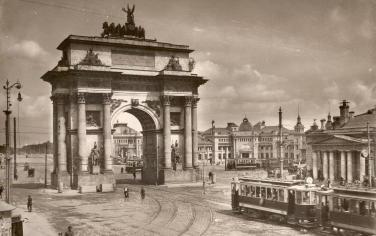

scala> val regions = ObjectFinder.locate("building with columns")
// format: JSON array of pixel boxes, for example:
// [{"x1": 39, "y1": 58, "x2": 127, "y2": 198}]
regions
[
  {"x1": 306, "y1": 100, "x2": 376, "y2": 184},
  {"x1": 112, "y1": 123, "x2": 142, "y2": 160},
  {"x1": 41, "y1": 8, "x2": 207, "y2": 190},
  {"x1": 200, "y1": 113, "x2": 306, "y2": 167}
]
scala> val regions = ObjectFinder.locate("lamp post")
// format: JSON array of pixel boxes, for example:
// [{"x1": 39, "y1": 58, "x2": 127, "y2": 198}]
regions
[
  {"x1": 3, "y1": 79, "x2": 22, "y2": 203},
  {"x1": 15, "y1": 92, "x2": 22, "y2": 180}
]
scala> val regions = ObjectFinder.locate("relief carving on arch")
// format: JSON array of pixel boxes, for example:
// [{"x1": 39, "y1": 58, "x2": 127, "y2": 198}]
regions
[
  {"x1": 143, "y1": 100, "x2": 161, "y2": 117},
  {"x1": 110, "y1": 99, "x2": 128, "y2": 113}
]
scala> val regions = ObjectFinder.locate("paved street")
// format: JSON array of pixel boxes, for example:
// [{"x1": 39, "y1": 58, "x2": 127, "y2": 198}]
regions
[{"x1": 10, "y1": 176, "x2": 327, "y2": 236}]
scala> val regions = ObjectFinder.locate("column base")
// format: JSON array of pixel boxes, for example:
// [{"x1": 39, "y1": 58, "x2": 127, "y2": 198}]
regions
[
  {"x1": 51, "y1": 171, "x2": 71, "y2": 190},
  {"x1": 76, "y1": 170, "x2": 115, "y2": 193}
]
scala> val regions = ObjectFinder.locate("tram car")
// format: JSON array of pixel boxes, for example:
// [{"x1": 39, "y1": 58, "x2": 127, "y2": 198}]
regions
[
  {"x1": 231, "y1": 177, "x2": 325, "y2": 228},
  {"x1": 317, "y1": 185, "x2": 376, "y2": 235}
]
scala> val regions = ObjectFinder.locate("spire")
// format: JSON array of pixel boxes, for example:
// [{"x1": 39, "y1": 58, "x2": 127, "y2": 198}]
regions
[{"x1": 297, "y1": 104, "x2": 301, "y2": 123}]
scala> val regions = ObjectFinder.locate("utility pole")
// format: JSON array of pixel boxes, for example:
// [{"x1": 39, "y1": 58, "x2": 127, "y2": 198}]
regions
[
  {"x1": 367, "y1": 123, "x2": 373, "y2": 188},
  {"x1": 13, "y1": 117, "x2": 17, "y2": 181},
  {"x1": 279, "y1": 107, "x2": 284, "y2": 179},
  {"x1": 45, "y1": 143, "x2": 48, "y2": 188},
  {"x1": 156, "y1": 144, "x2": 159, "y2": 186},
  {"x1": 2, "y1": 79, "x2": 22, "y2": 203}
]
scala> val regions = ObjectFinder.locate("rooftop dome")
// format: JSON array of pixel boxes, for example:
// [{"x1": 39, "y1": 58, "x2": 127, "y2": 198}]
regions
[{"x1": 239, "y1": 117, "x2": 252, "y2": 131}]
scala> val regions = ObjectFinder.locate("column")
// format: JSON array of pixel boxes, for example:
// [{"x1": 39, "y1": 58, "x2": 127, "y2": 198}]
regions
[
  {"x1": 322, "y1": 151, "x2": 328, "y2": 180},
  {"x1": 52, "y1": 97, "x2": 58, "y2": 173},
  {"x1": 329, "y1": 151, "x2": 335, "y2": 182},
  {"x1": 192, "y1": 97, "x2": 199, "y2": 168},
  {"x1": 225, "y1": 147, "x2": 228, "y2": 159},
  {"x1": 312, "y1": 151, "x2": 318, "y2": 180},
  {"x1": 103, "y1": 93, "x2": 112, "y2": 171},
  {"x1": 161, "y1": 95, "x2": 171, "y2": 169},
  {"x1": 56, "y1": 95, "x2": 67, "y2": 172},
  {"x1": 340, "y1": 151, "x2": 346, "y2": 180},
  {"x1": 359, "y1": 151, "x2": 366, "y2": 182},
  {"x1": 77, "y1": 93, "x2": 87, "y2": 172},
  {"x1": 184, "y1": 96, "x2": 193, "y2": 169},
  {"x1": 347, "y1": 151, "x2": 353, "y2": 183}
]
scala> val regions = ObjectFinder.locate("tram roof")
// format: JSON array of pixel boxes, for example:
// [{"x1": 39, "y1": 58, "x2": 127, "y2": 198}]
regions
[
  {"x1": 333, "y1": 186, "x2": 376, "y2": 198},
  {"x1": 238, "y1": 177, "x2": 305, "y2": 186}
]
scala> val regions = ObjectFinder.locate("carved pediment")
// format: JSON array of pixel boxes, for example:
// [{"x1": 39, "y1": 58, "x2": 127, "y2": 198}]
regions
[{"x1": 315, "y1": 135, "x2": 367, "y2": 145}]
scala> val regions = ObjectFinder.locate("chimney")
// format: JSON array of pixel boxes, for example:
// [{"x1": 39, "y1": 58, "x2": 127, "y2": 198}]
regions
[
  {"x1": 339, "y1": 100, "x2": 350, "y2": 125},
  {"x1": 320, "y1": 119, "x2": 326, "y2": 130},
  {"x1": 349, "y1": 111, "x2": 354, "y2": 119}
]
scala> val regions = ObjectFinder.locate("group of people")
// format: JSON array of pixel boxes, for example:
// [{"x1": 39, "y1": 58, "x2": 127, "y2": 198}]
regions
[{"x1": 123, "y1": 186, "x2": 145, "y2": 201}]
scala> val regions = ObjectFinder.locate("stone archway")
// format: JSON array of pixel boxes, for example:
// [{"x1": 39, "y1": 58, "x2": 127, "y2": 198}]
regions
[
  {"x1": 42, "y1": 31, "x2": 207, "y2": 190},
  {"x1": 111, "y1": 103, "x2": 162, "y2": 184}
]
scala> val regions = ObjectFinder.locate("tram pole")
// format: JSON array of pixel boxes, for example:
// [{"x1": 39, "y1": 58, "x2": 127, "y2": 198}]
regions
[
  {"x1": 367, "y1": 123, "x2": 372, "y2": 187},
  {"x1": 279, "y1": 107, "x2": 284, "y2": 179}
]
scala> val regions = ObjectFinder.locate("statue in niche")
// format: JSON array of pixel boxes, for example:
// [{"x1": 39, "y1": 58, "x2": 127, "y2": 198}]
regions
[
  {"x1": 89, "y1": 142, "x2": 103, "y2": 174},
  {"x1": 171, "y1": 140, "x2": 182, "y2": 170}
]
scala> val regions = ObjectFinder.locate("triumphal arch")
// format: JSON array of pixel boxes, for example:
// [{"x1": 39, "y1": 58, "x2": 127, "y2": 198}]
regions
[{"x1": 41, "y1": 5, "x2": 207, "y2": 191}]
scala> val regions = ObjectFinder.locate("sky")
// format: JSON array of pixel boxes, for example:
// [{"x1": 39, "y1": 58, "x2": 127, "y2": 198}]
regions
[{"x1": 0, "y1": 0, "x2": 376, "y2": 146}]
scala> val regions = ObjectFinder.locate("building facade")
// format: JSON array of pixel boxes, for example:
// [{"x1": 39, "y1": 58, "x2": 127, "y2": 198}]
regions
[
  {"x1": 306, "y1": 100, "x2": 376, "y2": 183},
  {"x1": 199, "y1": 113, "x2": 307, "y2": 167},
  {"x1": 112, "y1": 123, "x2": 143, "y2": 160}
]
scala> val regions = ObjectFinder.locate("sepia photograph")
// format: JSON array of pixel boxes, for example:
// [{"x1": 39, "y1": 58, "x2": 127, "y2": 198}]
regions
[{"x1": 0, "y1": 0, "x2": 375, "y2": 235}]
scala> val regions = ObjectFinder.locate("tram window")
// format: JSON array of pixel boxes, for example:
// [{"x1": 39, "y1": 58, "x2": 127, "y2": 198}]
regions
[
  {"x1": 240, "y1": 185, "x2": 246, "y2": 196},
  {"x1": 251, "y1": 186, "x2": 255, "y2": 197},
  {"x1": 310, "y1": 191, "x2": 316, "y2": 205},
  {"x1": 350, "y1": 199, "x2": 359, "y2": 214},
  {"x1": 359, "y1": 201, "x2": 368, "y2": 216},
  {"x1": 267, "y1": 188, "x2": 272, "y2": 200},
  {"x1": 261, "y1": 187, "x2": 266, "y2": 198},
  {"x1": 302, "y1": 191, "x2": 310, "y2": 204},
  {"x1": 245, "y1": 185, "x2": 250, "y2": 196},
  {"x1": 342, "y1": 198, "x2": 349, "y2": 212},
  {"x1": 256, "y1": 186, "x2": 260, "y2": 198},
  {"x1": 296, "y1": 191, "x2": 302, "y2": 204},
  {"x1": 272, "y1": 189, "x2": 278, "y2": 201},
  {"x1": 370, "y1": 202, "x2": 376, "y2": 217},
  {"x1": 279, "y1": 189, "x2": 285, "y2": 202},
  {"x1": 333, "y1": 197, "x2": 340, "y2": 212}
]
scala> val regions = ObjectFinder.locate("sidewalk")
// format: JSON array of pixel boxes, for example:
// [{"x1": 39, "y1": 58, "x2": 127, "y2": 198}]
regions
[{"x1": 13, "y1": 207, "x2": 58, "y2": 236}]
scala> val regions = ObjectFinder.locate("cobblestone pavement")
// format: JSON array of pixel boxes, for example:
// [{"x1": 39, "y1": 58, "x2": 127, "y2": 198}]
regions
[{"x1": 10, "y1": 181, "x2": 329, "y2": 236}]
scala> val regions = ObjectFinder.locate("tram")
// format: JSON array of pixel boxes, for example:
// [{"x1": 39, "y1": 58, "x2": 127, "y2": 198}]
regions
[
  {"x1": 231, "y1": 177, "x2": 323, "y2": 228},
  {"x1": 317, "y1": 185, "x2": 376, "y2": 235}
]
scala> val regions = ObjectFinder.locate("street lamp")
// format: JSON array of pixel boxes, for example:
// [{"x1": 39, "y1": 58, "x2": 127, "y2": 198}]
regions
[
  {"x1": 15, "y1": 92, "x2": 23, "y2": 180},
  {"x1": 3, "y1": 79, "x2": 22, "y2": 203}
]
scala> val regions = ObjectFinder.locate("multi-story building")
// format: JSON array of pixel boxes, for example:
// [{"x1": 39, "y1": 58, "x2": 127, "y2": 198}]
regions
[
  {"x1": 112, "y1": 123, "x2": 143, "y2": 160},
  {"x1": 199, "y1": 111, "x2": 306, "y2": 167},
  {"x1": 306, "y1": 100, "x2": 376, "y2": 183}
]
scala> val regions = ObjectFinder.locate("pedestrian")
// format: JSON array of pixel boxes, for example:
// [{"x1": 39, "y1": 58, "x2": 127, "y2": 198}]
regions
[
  {"x1": 124, "y1": 187, "x2": 129, "y2": 200},
  {"x1": 140, "y1": 186, "x2": 145, "y2": 200},
  {"x1": 0, "y1": 185, "x2": 3, "y2": 199},
  {"x1": 64, "y1": 225, "x2": 74, "y2": 236},
  {"x1": 27, "y1": 195, "x2": 32, "y2": 212},
  {"x1": 133, "y1": 171, "x2": 136, "y2": 181}
]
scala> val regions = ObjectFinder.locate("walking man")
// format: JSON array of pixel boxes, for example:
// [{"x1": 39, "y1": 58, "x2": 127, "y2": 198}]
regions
[
  {"x1": 133, "y1": 171, "x2": 136, "y2": 181},
  {"x1": 27, "y1": 195, "x2": 32, "y2": 212},
  {"x1": 0, "y1": 185, "x2": 3, "y2": 199},
  {"x1": 124, "y1": 187, "x2": 129, "y2": 201},
  {"x1": 64, "y1": 226, "x2": 74, "y2": 236},
  {"x1": 140, "y1": 186, "x2": 145, "y2": 200}
]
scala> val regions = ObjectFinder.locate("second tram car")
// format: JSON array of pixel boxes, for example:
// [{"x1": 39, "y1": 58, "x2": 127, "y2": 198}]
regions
[{"x1": 317, "y1": 186, "x2": 376, "y2": 235}]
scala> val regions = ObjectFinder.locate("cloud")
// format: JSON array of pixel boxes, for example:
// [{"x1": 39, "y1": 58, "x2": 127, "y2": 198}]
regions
[
  {"x1": 6, "y1": 40, "x2": 47, "y2": 58},
  {"x1": 21, "y1": 94, "x2": 52, "y2": 118},
  {"x1": 193, "y1": 27, "x2": 204, "y2": 32}
]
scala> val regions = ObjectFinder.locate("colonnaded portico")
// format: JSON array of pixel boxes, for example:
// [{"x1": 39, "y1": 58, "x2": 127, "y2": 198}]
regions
[{"x1": 41, "y1": 6, "x2": 207, "y2": 191}]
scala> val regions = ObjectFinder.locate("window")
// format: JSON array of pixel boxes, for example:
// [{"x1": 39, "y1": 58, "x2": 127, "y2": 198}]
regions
[
  {"x1": 256, "y1": 186, "x2": 260, "y2": 198},
  {"x1": 279, "y1": 189, "x2": 285, "y2": 202}
]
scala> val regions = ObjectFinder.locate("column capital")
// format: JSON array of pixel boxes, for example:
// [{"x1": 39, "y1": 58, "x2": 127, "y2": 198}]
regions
[
  {"x1": 102, "y1": 93, "x2": 112, "y2": 105},
  {"x1": 77, "y1": 92, "x2": 86, "y2": 104},
  {"x1": 160, "y1": 95, "x2": 171, "y2": 106},
  {"x1": 53, "y1": 94, "x2": 66, "y2": 105},
  {"x1": 184, "y1": 96, "x2": 193, "y2": 107},
  {"x1": 192, "y1": 97, "x2": 200, "y2": 108}
]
